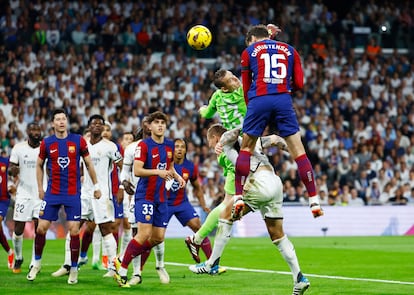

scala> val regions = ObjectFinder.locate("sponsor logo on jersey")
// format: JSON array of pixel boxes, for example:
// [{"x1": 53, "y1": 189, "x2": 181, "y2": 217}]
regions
[{"x1": 58, "y1": 157, "x2": 70, "y2": 169}]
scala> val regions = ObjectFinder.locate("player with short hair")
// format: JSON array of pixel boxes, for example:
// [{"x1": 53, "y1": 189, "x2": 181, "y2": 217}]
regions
[
  {"x1": 113, "y1": 111, "x2": 185, "y2": 287},
  {"x1": 235, "y1": 24, "x2": 323, "y2": 218},
  {"x1": 118, "y1": 118, "x2": 150, "y2": 285},
  {"x1": 8, "y1": 122, "x2": 42, "y2": 273},
  {"x1": 199, "y1": 69, "x2": 247, "y2": 130},
  {"x1": 111, "y1": 129, "x2": 134, "y2": 255},
  {"x1": 160, "y1": 138, "x2": 212, "y2": 267},
  {"x1": 190, "y1": 124, "x2": 310, "y2": 295},
  {"x1": 0, "y1": 155, "x2": 14, "y2": 270},
  {"x1": 185, "y1": 69, "x2": 247, "y2": 263},
  {"x1": 27, "y1": 109, "x2": 101, "y2": 284},
  {"x1": 53, "y1": 116, "x2": 124, "y2": 278}
]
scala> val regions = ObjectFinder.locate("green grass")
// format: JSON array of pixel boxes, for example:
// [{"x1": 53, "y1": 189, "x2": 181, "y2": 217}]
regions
[{"x1": 1, "y1": 236, "x2": 413, "y2": 294}]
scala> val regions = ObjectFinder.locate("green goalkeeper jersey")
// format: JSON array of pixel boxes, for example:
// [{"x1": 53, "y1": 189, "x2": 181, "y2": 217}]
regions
[
  {"x1": 200, "y1": 86, "x2": 246, "y2": 130},
  {"x1": 217, "y1": 153, "x2": 236, "y2": 195}
]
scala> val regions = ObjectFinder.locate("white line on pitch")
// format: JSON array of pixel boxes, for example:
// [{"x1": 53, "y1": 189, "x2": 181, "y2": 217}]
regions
[{"x1": 166, "y1": 262, "x2": 414, "y2": 286}]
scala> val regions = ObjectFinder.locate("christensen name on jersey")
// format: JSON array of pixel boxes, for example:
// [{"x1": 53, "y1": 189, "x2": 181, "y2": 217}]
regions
[{"x1": 251, "y1": 44, "x2": 292, "y2": 57}]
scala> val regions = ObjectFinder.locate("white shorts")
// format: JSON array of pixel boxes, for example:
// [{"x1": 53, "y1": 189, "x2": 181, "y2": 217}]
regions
[
  {"x1": 127, "y1": 196, "x2": 137, "y2": 227},
  {"x1": 13, "y1": 196, "x2": 42, "y2": 222},
  {"x1": 81, "y1": 194, "x2": 115, "y2": 225},
  {"x1": 123, "y1": 192, "x2": 130, "y2": 216},
  {"x1": 243, "y1": 167, "x2": 283, "y2": 219}
]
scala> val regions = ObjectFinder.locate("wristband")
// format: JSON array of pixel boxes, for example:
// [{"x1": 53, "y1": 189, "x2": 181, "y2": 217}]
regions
[
  {"x1": 94, "y1": 183, "x2": 100, "y2": 190},
  {"x1": 119, "y1": 184, "x2": 125, "y2": 190}
]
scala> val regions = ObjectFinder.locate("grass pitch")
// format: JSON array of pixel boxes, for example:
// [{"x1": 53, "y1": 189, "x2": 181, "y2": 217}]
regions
[{"x1": 0, "y1": 236, "x2": 413, "y2": 294}]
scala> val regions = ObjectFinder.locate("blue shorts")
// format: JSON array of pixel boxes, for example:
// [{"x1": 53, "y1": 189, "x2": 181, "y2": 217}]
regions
[
  {"x1": 0, "y1": 199, "x2": 10, "y2": 218},
  {"x1": 243, "y1": 93, "x2": 299, "y2": 138},
  {"x1": 113, "y1": 196, "x2": 124, "y2": 219},
  {"x1": 167, "y1": 201, "x2": 199, "y2": 226},
  {"x1": 134, "y1": 199, "x2": 169, "y2": 228},
  {"x1": 39, "y1": 194, "x2": 81, "y2": 222}
]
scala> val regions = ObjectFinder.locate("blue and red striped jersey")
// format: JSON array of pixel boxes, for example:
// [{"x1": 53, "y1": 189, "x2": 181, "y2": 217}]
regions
[
  {"x1": 241, "y1": 39, "x2": 304, "y2": 104},
  {"x1": 39, "y1": 134, "x2": 89, "y2": 196},
  {"x1": 134, "y1": 137, "x2": 174, "y2": 203},
  {"x1": 167, "y1": 159, "x2": 198, "y2": 206},
  {"x1": 0, "y1": 157, "x2": 10, "y2": 201}
]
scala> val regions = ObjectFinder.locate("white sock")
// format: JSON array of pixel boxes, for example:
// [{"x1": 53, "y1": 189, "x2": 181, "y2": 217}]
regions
[
  {"x1": 206, "y1": 219, "x2": 233, "y2": 267},
  {"x1": 309, "y1": 196, "x2": 320, "y2": 205},
  {"x1": 193, "y1": 232, "x2": 203, "y2": 245},
  {"x1": 64, "y1": 232, "x2": 71, "y2": 266},
  {"x1": 92, "y1": 227, "x2": 102, "y2": 264},
  {"x1": 273, "y1": 235, "x2": 300, "y2": 282},
  {"x1": 132, "y1": 255, "x2": 141, "y2": 276},
  {"x1": 12, "y1": 232, "x2": 23, "y2": 260},
  {"x1": 153, "y1": 241, "x2": 165, "y2": 268},
  {"x1": 102, "y1": 233, "x2": 117, "y2": 268},
  {"x1": 120, "y1": 229, "x2": 131, "y2": 256}
]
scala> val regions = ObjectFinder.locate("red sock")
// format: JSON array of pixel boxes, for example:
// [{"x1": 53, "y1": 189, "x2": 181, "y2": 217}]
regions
[
  {"x1": 81, "y1": 231, "x2": 93, "y2": 253},
  {"x1": 70, "y1": 234, "x2": 80, "y2": 267},
  {"x1": 295, "y1": 154, "x2": 317, "y2": 197},
  {"x1": 121, "y1": 240, "x2": 151, "y2": 269},
  {"x1": 235, "y1": 150, "x2": 251, "y2": 194},
  {"x1": 201, "y1": 237, "x2": 212, "y2": 258},
  {"x1": 34, "y1": 233, "x2": 46, "y2": 259},
  {"x1": 140, "y1": 249, "x2": 151, "y2": 271},
  {"x1": 0, "y1": 229, "x2": 10, "y2": 252}
]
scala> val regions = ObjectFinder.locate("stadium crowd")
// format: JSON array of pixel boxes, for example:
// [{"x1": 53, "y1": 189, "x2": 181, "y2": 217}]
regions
[{"x1": 0, "y1": 0, "x2": 414, "y2": 210}]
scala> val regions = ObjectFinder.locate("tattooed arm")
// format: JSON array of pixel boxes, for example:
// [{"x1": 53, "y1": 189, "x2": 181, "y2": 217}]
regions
[{"x1": 260, "y1": 134, "x2": 289, "y2": 151}]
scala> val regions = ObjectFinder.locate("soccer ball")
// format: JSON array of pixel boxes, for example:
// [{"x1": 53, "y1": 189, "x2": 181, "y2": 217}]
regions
[{"x1": 187, "y1": 25, "x2": 212, "y2": 50}]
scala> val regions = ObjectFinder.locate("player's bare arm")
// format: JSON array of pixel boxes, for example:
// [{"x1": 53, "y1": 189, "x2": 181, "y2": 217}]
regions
[
  {"x1": 134, "y1": 159, "x2": 173, "y2": 180},
  {"x1": 191, "y1": 178, "x2": 210, "y2": 213},
  {"x1": 8, "y1": 162, "x2": 19, "y2": 178},
  {"x1": 218, "y1": 128, "x2": 240, "y2": 146},
  {"x1": 260, "y1": 135, "x2": 289, "y2": 151},
  {"x1": 171, "y1": 166, "x2": 185, "y2": 188},
  {"x1": 83, "y1": 154, "x2": 102, "y2": 199},
  {"x1": 36, "y1": 157, "x2": 45, "y2": 200}
]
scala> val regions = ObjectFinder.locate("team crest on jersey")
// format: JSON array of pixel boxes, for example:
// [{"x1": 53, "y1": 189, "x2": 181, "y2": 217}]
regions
[
  {"x1": 145, "y1": 215, "x2": 151, "y2": 221},
  {"x1": 182, "y1": 172, "x2": 189, "y2": 180},
  {"x1": 68, "y1": 145, "x2": 76, "y2": 153},
  {"x1": 0, "y1": 166, "x2": 5, "y2": 172},
  {"x1": 167, "y1": 151, "x2": 172, "y2": 159},
  {"x1": 58, "y1": 157, "x2": 70, "y2": 169}
]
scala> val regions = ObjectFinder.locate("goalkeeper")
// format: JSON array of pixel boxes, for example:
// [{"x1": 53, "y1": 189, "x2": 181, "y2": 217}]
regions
[{"x1": 185, "y1": 69, "x2": 246, "y2": 264}]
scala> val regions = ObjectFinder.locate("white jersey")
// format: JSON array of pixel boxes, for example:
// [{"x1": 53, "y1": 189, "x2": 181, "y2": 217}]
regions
[
  {"x1": 223, "y1": 137, "x2": 272, "y2": 172},
  {"x1": 9, "y1": 141, "x2": 40, "y2": 199},
  {"x1": 81, "y1": 138, "x2": 122, "y2": 198},
  {"x1": 120, "y1": 140, "x2": 144, "y2": 225},
  {"x1": 121, "y1": 140, "x2": 141, "y2": 186},
  {"x1": 224, "y1": 134, "x2": 283, "y2": 219}
]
